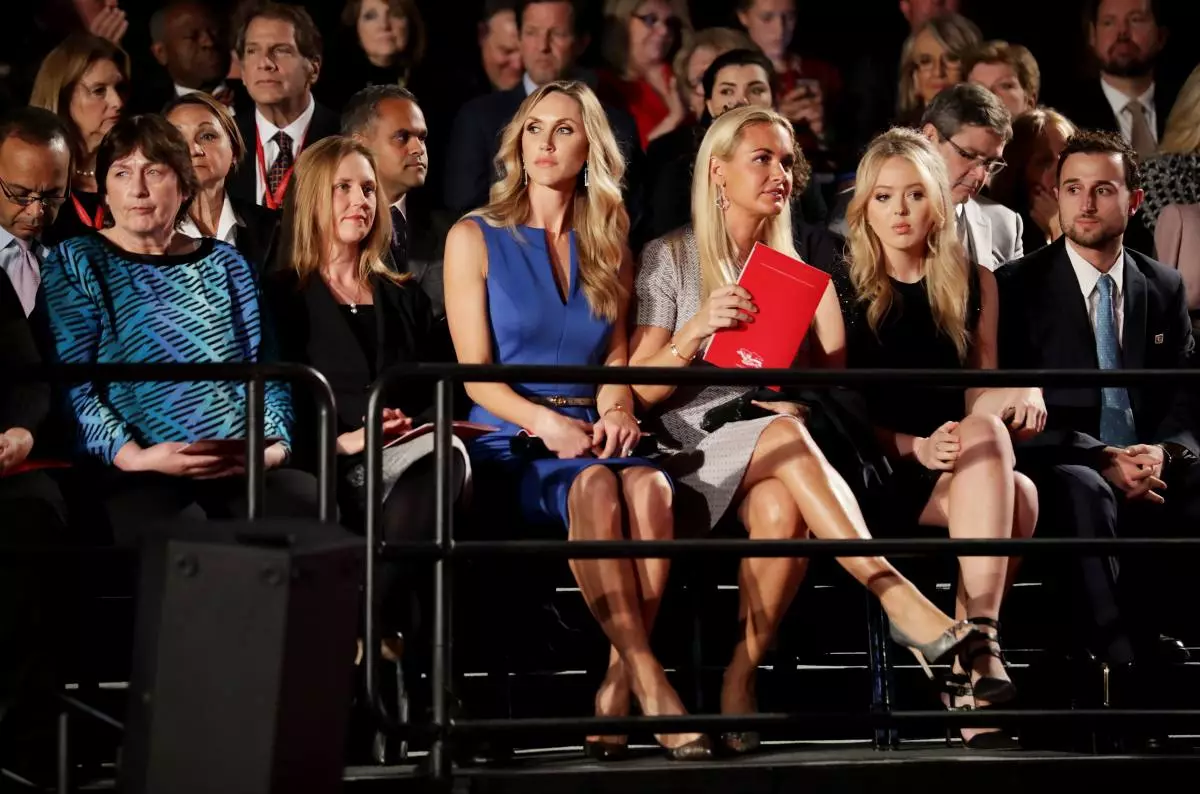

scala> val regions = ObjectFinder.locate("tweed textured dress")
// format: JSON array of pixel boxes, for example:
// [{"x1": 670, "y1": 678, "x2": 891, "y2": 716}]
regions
[{"x1": 635, "y1": 226, "x2": 789, "y2": 533}]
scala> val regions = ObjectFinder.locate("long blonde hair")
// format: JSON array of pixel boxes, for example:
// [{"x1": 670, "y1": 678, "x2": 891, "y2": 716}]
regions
[
  {"x1": 692, "y1": 106, "x2": 802, "y2": 301},
  {"x1": 846, "y1": 128, "x2": 971, "y2": 360},
  {"x1": 1160, "y1": 63, "x2": 1200, "y2": 155},
  {"x1": 277, "y1": 135, "x2": 407, "y2": 287},
  {"x1": 470, "y1": 81, "x2": 626, "y2": 321}
]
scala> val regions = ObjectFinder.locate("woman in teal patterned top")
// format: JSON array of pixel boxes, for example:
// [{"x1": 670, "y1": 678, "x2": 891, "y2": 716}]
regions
[{"x1": 43, "y1": 115, "x2": 317, "y2": 542}]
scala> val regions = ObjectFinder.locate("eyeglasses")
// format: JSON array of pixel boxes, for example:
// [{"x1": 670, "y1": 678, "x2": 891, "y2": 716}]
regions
[
  {"x1": 0, "y1": 176, "x2": 68, "y2": 210},
  {"x1": 942, "y1": 135, "x2": 1007, "y2": 177},
  {"x1": 633, "y1": 12, "x2": 682, "y2": 32},
  {"x1": 914, "y1": 53, "x2": 962, "y2": 74}
]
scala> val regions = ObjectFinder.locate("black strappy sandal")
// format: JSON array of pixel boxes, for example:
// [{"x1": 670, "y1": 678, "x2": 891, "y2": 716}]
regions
[
  {"x1": 942, "y1": 671, "x2": 1022, "y2": 751},
  {"x1": 961, "y1": 617, "x2": 1017, "y2": 705}
]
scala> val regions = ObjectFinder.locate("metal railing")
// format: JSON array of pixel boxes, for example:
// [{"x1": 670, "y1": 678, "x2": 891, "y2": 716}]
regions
[
  {"x1": 362, "y1": 363, "x2": 1200, "y2": 785},
  {"x1": 9, "y1": 362, "x2": 340, "y2": 524}
]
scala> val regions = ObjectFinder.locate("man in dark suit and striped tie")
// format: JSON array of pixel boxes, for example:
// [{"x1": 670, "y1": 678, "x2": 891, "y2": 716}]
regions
[{"x1": 342, "y1": 85, "x2": 448, "y2": 318}]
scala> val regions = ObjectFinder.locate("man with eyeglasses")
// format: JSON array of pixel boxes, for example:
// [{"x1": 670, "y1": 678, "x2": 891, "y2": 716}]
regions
[
  {"x1": 0, "y1": 104, "x2": 71, "y2": 788},
  {"x1": 921, "y1": 82, "x2": 1023, "y2": 271},
  {"x1": 0, "y1": 108, "x2": 71, "y2": 325}
]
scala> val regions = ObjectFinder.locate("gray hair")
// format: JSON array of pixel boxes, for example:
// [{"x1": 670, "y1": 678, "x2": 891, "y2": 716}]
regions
[
  {"x1": 920, "y1": 82, "x2": 1013, "y2": 144},
  {"x1": 340, "y1": 85, "x2": 420, "y2": 137}
]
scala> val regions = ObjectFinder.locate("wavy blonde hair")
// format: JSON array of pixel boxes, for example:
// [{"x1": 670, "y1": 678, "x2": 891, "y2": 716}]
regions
[
  {"x1": 277, "y1": 135, "x2": 407, "y2": 287},
  {"x1": 846, "y1": 128, "x2": 971, "y2": 360},
  {"x1": 469, "y1": 80, "x2": 626, "y2": 321},
  {"x1": 1160, "y1": 63, "x2": 1200, "y2": 155},
  {"x1": 692, "y1": 105, "x2": 802, "y2": 301}
]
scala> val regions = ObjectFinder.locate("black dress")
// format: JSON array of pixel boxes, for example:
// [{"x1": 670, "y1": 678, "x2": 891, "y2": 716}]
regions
[{"x1": 846, "y1": 269, "x2": 982, "y2": 528}]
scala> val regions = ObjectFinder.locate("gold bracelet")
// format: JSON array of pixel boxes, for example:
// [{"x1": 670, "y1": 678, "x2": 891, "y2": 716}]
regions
[
  {"x1": 669, "y1": 340, "x2": 696, "y2": 362},
  {"x1": 602, "y1": 403, "x2": 640, "y2": 424}
]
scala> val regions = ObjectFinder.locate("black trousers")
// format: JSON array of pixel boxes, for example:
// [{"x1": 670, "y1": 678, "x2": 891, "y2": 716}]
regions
[
  {"x1": 102, "y1": 468, "x2": 322, "y2": 546},
  {"x1": 0, "y1": 471, "x2": 67, "y2": 774},
  {"x1": 1025, "y1": 458, "x2": 1200, "y2": 664}
]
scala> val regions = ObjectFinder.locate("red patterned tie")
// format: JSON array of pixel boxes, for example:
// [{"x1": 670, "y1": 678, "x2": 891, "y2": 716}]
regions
[{"x1": 267, "y1": 132, "x2": 293, "y2": 197}]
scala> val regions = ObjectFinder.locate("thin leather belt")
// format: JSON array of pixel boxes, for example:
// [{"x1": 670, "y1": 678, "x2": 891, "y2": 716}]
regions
[{"x1": 529, "y1": 395, "x2": 596, "y2": 407}]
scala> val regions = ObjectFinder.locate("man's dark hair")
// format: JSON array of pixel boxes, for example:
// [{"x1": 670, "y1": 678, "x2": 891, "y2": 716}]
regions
[
  {"x1": 1055, "y1": 129, "x2": 1143, "y2": 192},
  {"x1": 701, "y1": 48, "x2": 777, "y2": 100},
  {"x1": 920, "y1": 82, "x2": 1012, "y2": 144},
  {"x1": 0, "y1": 106, "x2": 72, "y2": 155},
  {"x1": 235, "y1": 2, "x2": 322, "y2": 62},
  {"x1": 1084, "y1": 0, "x2": 1162, "y2": 25},
  {"x1": 517, "y1": 0, "x2": 585, "y2": 36},
  {"x1": 341, "y1": 85, "x2": 420, "y2": 136},
  {"x1": 95, "y1": 115, "x2": 200, "y2": 229},
  {"x1": 483, "y1": 0, "x2": 519, "y2": 24}
]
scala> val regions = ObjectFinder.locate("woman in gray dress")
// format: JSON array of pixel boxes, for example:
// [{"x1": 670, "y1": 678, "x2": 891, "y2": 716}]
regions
[{"x1": 629, "y1": 106, "x2": 975, "y2": 753}]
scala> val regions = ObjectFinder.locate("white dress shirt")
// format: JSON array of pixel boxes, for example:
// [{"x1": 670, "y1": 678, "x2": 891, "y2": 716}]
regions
[
  {"x1": 179, "y1": 194, "x2": 242, "y2": 246},
  {"x1": 0, "y1": 224, "x2": 46, "y2": 317},
  {"x1": 254, "y1": 95, "x2": 316, "y2": 206},
  {"x1": 1065, "y1": 238, "x2": 1126, "y2": 346},
  {"x1": 1098, "y1": 78, "x2": 1157, "y2": 147}
]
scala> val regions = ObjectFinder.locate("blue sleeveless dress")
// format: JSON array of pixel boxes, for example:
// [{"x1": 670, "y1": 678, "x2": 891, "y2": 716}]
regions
[{"x1": 466, "y1": 218, "x2": 667, "y2": 528}]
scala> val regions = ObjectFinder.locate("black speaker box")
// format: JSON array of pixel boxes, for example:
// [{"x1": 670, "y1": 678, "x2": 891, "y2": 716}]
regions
[{"x1": 120, "y1": 519, "x2": 365, "y2": 794}]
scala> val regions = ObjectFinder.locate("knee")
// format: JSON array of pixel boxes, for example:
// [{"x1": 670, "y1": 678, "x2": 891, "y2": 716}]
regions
[
  {"x1": 1043, "y1": 464, "x2": 1118, "y2": 528},
  {"x1": 1013, "y1": 472, "x2": 1039, "y2": 537},
  {"x1": 620, "y1": 467, "x2": 674, "y2": 540},
  {"x1": 569, "y1": 465, "x2": 620, "y2": 511},
  {"x1": 956, "y1": 414, "x2": 1014, "y2": 463},
  {"x1": 740, "y1": 481, "x2": 804, "y2": 540}
]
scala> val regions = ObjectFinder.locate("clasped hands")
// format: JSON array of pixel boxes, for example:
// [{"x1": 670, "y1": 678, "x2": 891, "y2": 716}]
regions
[
  {"x1": 114, "y1": 439, "x2": 288, "y2": 478},
  {"x1": 533, "y1": 407, "x2": 642, "y2": 460}
]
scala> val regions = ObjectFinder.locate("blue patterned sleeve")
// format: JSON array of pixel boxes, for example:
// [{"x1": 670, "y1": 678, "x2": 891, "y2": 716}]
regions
[
  {"x1": 222, "y1": 242, "x2": 293, "y2": 449},
  {"x1": 43, "y1": 243, "x2": 135, "y2": 463}
]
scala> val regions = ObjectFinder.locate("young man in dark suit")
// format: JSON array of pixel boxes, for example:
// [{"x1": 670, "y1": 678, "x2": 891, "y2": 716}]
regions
[
  {"x1": 996, "y1": 130, "x2": 1198, "y2": 742},
  {"x1": 443, "y1": 0, "x2": 644, "y2": 227},
  {"x1": 227, "y1": 3, "x2": 341, "y2": 209}
]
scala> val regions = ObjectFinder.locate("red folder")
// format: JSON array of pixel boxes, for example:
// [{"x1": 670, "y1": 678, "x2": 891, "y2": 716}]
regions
[{"x1": 702, "y1": 242, "x2": 831, "y2": 370}]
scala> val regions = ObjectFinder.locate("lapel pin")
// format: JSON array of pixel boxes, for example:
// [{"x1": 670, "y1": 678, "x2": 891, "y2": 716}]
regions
[{"x1": 1154, "y1": 334, "x2": 1165, "y2": 344}]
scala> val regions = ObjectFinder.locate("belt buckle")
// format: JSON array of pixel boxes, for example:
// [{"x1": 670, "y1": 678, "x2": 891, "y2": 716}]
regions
[{"x1": 549, "y1": 395, "x2": 566, "y2": 407}]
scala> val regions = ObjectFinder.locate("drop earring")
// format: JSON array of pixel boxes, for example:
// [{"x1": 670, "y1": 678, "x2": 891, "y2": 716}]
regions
[
  {"x1": 583, "y1": 163, "x2": 589, "y2": 188},
  {"x1": 714, "y1": 185, "x2": 730, "y2": 210}
]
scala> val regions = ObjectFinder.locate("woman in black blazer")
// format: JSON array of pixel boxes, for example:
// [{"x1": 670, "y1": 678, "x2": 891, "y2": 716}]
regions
[
  {"x1": 164, "y1": 92, "x2": 280, "y2": 272},
  {"x1": 263, "y1": 137, "x2": 464, "y2": 753}
]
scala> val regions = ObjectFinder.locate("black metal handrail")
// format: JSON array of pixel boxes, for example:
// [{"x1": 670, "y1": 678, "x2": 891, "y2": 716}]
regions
[
  {"x1": 362, "y1": 362, "x2": 1200, "y2": 783},
  {"x1": 10, "y1": 363, "x2": 340, "y2": 523}
]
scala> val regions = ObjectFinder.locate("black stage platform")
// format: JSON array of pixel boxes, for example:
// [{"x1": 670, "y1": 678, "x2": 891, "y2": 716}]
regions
[{"x1": 342, "y1": 741, "x2": 1200, "y2": 793}]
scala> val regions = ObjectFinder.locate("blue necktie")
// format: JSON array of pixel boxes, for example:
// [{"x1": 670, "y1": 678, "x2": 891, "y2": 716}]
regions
[{"x1": 1095, "y1": 274, "x2": 1137, "y2": 447}]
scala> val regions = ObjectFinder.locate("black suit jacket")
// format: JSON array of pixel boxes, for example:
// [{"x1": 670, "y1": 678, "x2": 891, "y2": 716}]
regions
[
  {"x1": 228, "y1": 195, "x2": 281, "y2": 275},
  {"x1": 1053, "y1": 78, "x2": 1176, "y2": 141},
  {"x1": 228, "y1": 100, "x2": 342, "y2": 206},
  {"x1": 262, "y1": 269, "x2": 451, "y2": 472},
  {"x1": 0, "y1": 272, "x2": 47, "y2": 437},
  {"x1": 442, "y1": 83, "x2": 646, "y2": 227},
  {"x1": 996, "y1": 238, "x2": 1198, "y2": 469}
]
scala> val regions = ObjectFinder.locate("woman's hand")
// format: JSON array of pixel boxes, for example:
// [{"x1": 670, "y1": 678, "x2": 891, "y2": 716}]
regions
[
  {"x1": 114, "y1": 441, "x2": 241, "y2": 478},
  {"x1": 780, "y1": 81, "x2": 825, "y2": 136},
  {"x1": 532, "y1": 409, "x2": 595, "y2": 460},
  {"x1": 913, "y1": 421, "x2": 960, "y2": 471},
  {"x1": 997, "y1": 388, "x2": 1047, "y2": 440},
  {"x1": 1030, "y1": 184, "x2": 1062, "y2": 241},
  {"x1": 337, "y1": 409, "x2": 414, "y2": 455},
  {"x1": 682, "y1": 285, "x2": 757, "y2": 344},
  {"x1": 88, "y1": 1, "x2": 129, "y2": 45},
  {"x1": 750, "y1": 400, "x2": 809, "y2": 420},
  {"x1": 0, "y1": 429, "x2": 34, "y2": 474},
  {"x1": 592, "y1": 408, "x2": 642, "y2": 458}
]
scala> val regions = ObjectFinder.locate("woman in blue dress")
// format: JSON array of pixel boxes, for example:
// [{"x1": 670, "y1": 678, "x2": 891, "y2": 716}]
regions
[{"x1": 443, "y1": 81, "x2": 709, "y2": 761}]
